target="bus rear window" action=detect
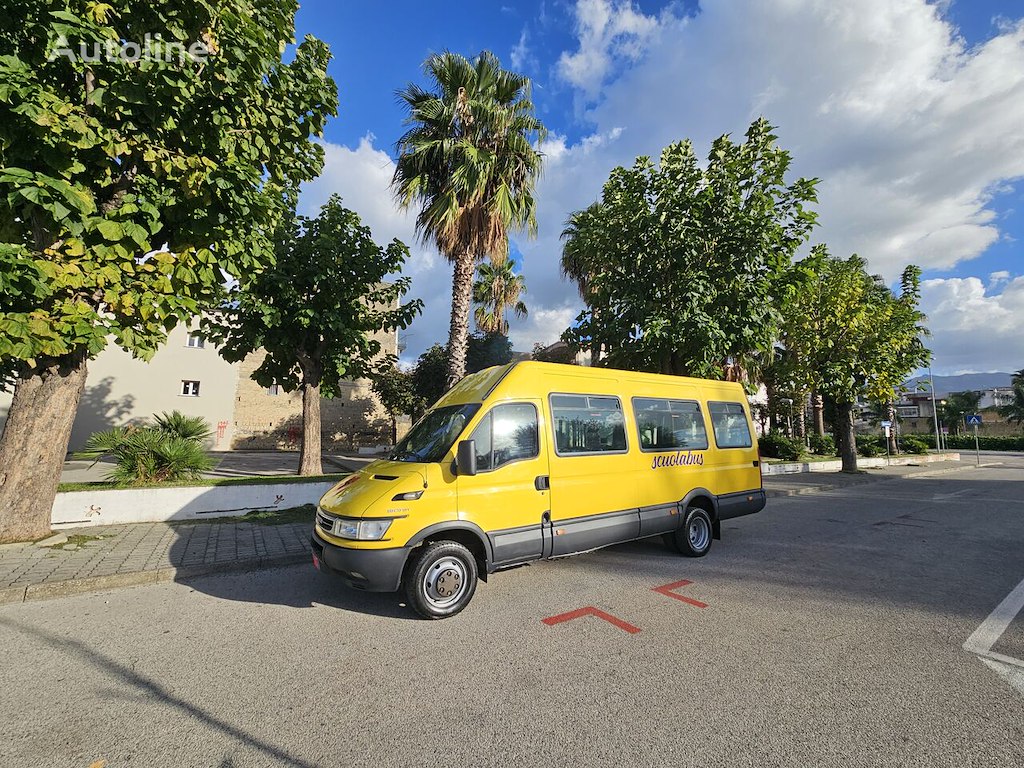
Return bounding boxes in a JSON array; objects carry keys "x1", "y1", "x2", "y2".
[{"x1": 708, "y1": 401, "x2": 753, "y2": 449}]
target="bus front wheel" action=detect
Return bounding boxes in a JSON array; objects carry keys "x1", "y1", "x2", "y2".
[{"x1": 404, "y1": 540, "x2": 478, "y2": 619}]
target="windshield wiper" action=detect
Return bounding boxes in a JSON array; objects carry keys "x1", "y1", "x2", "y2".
[{"x1": 389, "y1": 449, "x2": 421, "y2": 462}]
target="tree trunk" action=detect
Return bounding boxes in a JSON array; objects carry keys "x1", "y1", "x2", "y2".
[
  {"x1": 298, "y1": 372, "x2": 323, "y2": 477},
  {"x1": 0, "y1": 352, "x2": 88, "y2": 543},
  {"x1": 812, "y1": 391, "x2": 825, "y2": 436},
  {"x1": 886, "y1": 402, "x2": 899, "y2": 455},
  {"x1": 445, "y1": 252, "x2": 476, "y2": 390},
  {"x1": 835, "y1": 401, "x2": 858, "y2": 473}
]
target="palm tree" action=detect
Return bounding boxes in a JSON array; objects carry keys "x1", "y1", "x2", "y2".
[
  {"x1": 393, "y1": 51, "x2": 545, "y2": 388},
  {"x1": 560, "y1": 202, "x2": 608, "y2": 362},
  {"x1": 473, "y1": 258, "x2": 527, "y2": 335},
  {"x1": 560, "y1": 202, "x2": 605, "y2": 302}
]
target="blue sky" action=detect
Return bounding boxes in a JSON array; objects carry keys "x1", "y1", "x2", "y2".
[{"x1": 293, "y1": 0, "x2": 1024, "y2": 375}]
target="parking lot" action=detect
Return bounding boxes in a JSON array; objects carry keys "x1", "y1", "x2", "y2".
[{"x1": 1, "y1": 458, "x2": 1022, "y2": 767}]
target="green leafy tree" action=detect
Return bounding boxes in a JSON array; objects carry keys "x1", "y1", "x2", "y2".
[
  {"x1": 78, "y1": 410, "x2": 214, "y2": 485},
  {"x1": 998, "y1": 369, "x2": 1024, "y2": 426},
  {"x1": 781, "y1": 250, "x2": 930, "y2": 471},
  {"x1": 937, "y1": 391, "x2": 983, "y2": 435},
  {"x1": 410, "y1": 344, "x2": 448, "y2": 413},
  {"x1": 0, "y1": 1, "x2": 336, "y2": 541},
  {"x1": 466, "y1": 331, "x2": 513, "y2": 373},
  {"x1": 473, "y1": 258, "x2": 527, "y2": 335},
  {"x1": 205, "y1": 196, "x2": 422, "y2": 475},
  {"x1": 561, "y1": 119, "x2": 819, "y2": 379},
  {"x1": 393, "y1": 50, "x2": 545, "y2": 389},
  {"x1": 372, "y1": 364, "x2": 425, "y2": 443},
  {"x1": 410, "y1": 332, "x2": 514, "y2": 412}
]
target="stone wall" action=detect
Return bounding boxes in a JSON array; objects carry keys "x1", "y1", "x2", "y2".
[{"x1": 231, "y1": 341, "x2": 397, "y2": 451}]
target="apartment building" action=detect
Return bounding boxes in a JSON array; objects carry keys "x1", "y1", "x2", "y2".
[{"x1": 0, "y1": 323, "x2": 397, "y2": 452}]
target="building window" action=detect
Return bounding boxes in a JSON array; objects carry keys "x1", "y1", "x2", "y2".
[
  {"x1": 266, "y1": 384, "x2": 281, "y2": 396},
  {"x1": 181, "y1": 380, "x2": 201, "y2": 397},
  {"x1": 186, "y1": 334, "x2": 205, "y2": 349}
]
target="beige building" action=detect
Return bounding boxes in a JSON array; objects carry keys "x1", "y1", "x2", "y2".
[{"x1": 0, "y1": 323, "x2": 398, "y2": 452}]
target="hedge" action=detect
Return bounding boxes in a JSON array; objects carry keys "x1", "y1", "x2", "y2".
[{"x1": 905, "y1": 434, "x2": 1024, "y2": 451}]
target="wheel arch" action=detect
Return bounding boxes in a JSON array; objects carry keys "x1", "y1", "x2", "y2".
[
  {"x1": 406, "y1": 522, "x2": 491, "y2": 583},
  {"x1": 680, "y1": 488, "x2": 721, "y2": 540}
]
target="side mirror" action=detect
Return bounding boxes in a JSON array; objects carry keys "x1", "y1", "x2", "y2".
[{"x1": 455, "y1": 439, "x2": 477, "y2": 476}]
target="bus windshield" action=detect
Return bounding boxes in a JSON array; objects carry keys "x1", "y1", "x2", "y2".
[{"x1": 388, "y1": 404, "x2": 480, "y2": 464}]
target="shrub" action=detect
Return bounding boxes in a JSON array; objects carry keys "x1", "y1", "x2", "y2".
[
  {"x1": 900, "y1": 435, "x2": 930, "y2": 454},
  {"x1": 78, "y1": 411, "x2": 214, "y2": 485},
  {"x1": 856, "y1": 434, "x2": 884, "y2": 457},
  {"x1": 807, "y1": 433, "x2": 836, "y2": 456},
  {"x1": 758, "y1": 432, "x2": 803, "y2": 461},
  {"x1": 942, "y1": 434, "x2": 1024, "y2": 451}
]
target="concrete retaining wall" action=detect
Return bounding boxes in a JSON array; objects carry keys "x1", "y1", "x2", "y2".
[
  {"x1": 761, "y1": 452, "x2": 961, "y2": 475},
  {"x1": 51, "y1": 480, "x2": 338, "y2": 529}
]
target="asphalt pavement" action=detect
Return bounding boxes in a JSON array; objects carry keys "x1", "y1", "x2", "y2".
[{"x1": 1, "y1": 457, "x2": 1022, "y2": 767}]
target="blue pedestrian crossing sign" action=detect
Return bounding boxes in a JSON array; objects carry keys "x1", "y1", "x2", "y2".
[{"x1": 965, "y1": 414, "x2": 983, "y2": 426}]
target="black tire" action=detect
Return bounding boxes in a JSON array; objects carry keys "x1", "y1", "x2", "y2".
[
  {"x1": 404, "y1": 540, "x2": 478, "y2": 619},
  {"x1": 671, "y1": 506, "x2": 713, "y2": 557}
]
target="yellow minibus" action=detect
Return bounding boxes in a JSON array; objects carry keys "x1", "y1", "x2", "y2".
[{"x1": 311, "y1": 361, "x2": 764, "y2": 618}]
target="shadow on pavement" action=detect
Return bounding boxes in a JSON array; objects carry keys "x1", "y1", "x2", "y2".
[
  {"x1": 0, "y1": 617, "x2": 321, "y2": 768},
  {"x1": 174, "y1": 555, "x2": 418, "y2": 621}
]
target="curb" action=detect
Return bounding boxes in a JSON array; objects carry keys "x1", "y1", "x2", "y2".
[
  {"x1": 763, "y1": 462, "x2": 982, "y2": 498},
  {"x1": 0, "y1": 551, "x2": 310, "y2": 607}
]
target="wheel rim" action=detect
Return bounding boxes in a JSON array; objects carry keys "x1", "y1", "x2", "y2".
[
  {"x1": 422, "y1": 556, "x2": 467, "y2": 608},
  {"x1": 688, "y1": 515, "x2": 710, "y2": 551}
]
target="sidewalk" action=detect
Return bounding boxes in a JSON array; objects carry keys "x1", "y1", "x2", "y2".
[
  {"x1": 761, "y1": 458, "x2": 975, "y2": 496},
  {"x1": 0, "y1": 516, "x2": 312, "y2": 606},
  {"x1": 1, "y1": 459, "x2": 980, "y2": 606}
]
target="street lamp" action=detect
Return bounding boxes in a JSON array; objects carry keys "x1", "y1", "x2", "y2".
[{"x1": 929, "y1": 365, "x2": 941, "y2": 452}]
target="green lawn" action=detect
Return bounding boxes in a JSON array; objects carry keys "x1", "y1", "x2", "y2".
[
  {"x1": 171, "y1": 504, "x2": 317, "y2": 527},
  {"x1": 57, "y1": 473, "x2": 348, "y2": 493}
]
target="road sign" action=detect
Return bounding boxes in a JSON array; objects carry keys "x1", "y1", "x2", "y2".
[
  {"x1": 941, "y1": 426, "x2": 949, "y2": 434},
  {"x1": 881, "y1": 420, "x2": 892, "y2": 428},
  {"x1": 965, "y1": 414, "x2": 983, "y2": 426}
]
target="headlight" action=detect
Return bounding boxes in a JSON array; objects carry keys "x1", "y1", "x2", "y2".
[{"x1": 325, "y1": 514, "x2": 392, "y2": 541}]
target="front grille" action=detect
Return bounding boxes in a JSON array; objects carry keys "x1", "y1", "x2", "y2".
[{"x1": 316, "y1": 510, "x2": 336, "y2": 535}]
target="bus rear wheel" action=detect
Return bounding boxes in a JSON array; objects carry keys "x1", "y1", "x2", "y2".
[
  {"x1": 668, "y1": 506, "x2": 713, "y2": 557},
  {"x1": 404, "y1": 540, "x2": 478, "y2": 619}
]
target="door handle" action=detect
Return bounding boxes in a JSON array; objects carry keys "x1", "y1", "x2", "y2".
[{"x1": 534, "y1": 475, "x2": 550, "y2": 491}]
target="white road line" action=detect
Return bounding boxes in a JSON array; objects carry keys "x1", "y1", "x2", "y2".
[
  {"x1": 964, "y1": 575, "x2": 1024, "y2": 656},
  {"x1": 932, "y1": 488, "x2": 973, "y2": 501},
  {"x1": 964, "y1": 575, "x2": 1024, "y2": 698}
]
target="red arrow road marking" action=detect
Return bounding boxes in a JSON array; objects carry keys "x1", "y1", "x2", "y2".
[
  {"x1": 653, "y1": 579, "x2": 708, "y2": 608},
  {"x1": 541, "y1": 606, "x2": 641, "y2": 634}
]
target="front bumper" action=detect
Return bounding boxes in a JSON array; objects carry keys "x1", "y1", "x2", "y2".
[{"x1": 310, "y1": 529, "x2": 410, "y2": 592}]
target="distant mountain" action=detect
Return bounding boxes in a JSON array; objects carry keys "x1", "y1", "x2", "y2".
[{"x1": 903, "y1": 372, "x2": 1012, "y2": 396}]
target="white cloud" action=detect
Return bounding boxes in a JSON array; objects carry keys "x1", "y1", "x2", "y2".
[
  {"x1": 532, "y1": 0, "x2": 1024, "y2": 372},
  {"x1": 556, "y1": 0, "x2": 659, "y2": 98},
  {"x1": 299, "y1": 137, "x2": 451, "y2": 364},
  {"x1": 510, "y1": 29, "x2": 534, "y2": 72},
  {"x1": 921, "y1": 276, "x2": 1024, "y2": 373},
  {"x1": 299, "y1": 1, "x2": 1024, "y2": 373}
]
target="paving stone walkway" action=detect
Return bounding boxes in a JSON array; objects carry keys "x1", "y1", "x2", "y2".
[
  {"x1": 0, "y1": 520, "x2": 310, "y2": 604},
  {"x1": 0, "y1": 459, "x2": 978, "y2": 606}
]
